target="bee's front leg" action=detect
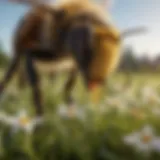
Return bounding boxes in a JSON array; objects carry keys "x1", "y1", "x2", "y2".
[{"x1": 25, "y1": 53, "x2": 43, "y2": 116}]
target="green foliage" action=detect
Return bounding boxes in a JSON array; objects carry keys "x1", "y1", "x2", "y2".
[
  {"x1": 118, "y1": 46, "x2": 159, "y2": 72},
  {"x1": 119, "y1": 46, "x2": 139, "y2": 71},
  {"x1": 0, "y1": 73, "x2": 160, "y2": 160},
  {"x1": 0, "y1": 42, "x2": 10, "y2": 68}
]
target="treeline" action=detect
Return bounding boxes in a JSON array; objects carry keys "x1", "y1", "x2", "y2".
[
  {"x1": 118, "y1": 46, "x2": 160, "y2": 72},
  {"x1": 0, "y1": 42, "x2": 160, "y2": 72},
  {"x1": 0, "y1": 42, "x2": 10, "y2": 68}
]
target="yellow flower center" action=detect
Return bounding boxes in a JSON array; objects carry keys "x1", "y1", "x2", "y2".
[
  {"x1": 68, "y1": 107, "x2": 76, "y2": 117},
  {"x1": 19, "y1": 117, "x2": 30, "y2": 126},
  {"x1": 141, "y1": 135, "x2": 152, "y2": 144}
]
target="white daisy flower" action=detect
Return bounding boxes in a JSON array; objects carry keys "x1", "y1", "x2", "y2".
[
  {"x1": 0, "y1": 110, "x2": 43, "y2": 134},
  {"x1": 124, "y1": 125, "x2": 160, "y2": 153},
  {"x1": 151, "y1": 138, "x2": 160, "y2": 152}
]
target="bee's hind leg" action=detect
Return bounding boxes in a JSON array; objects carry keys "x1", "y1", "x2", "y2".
[
  {"x1": 0, "y1": 55, "x2": 21, "y2": 99},
  {"x1": 64, "y1": 69, "x2": 77, "y2": 106},
  {"x1": 63, "y1": 69, "x2": 77, "y2": 117},
  {"x1": 17, "y1": 57, "x2": 28, "y2": 89}
]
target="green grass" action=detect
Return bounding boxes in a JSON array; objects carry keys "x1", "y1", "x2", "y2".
[{"x1": 0, "y1": 72, "x2": 160, "y2": 160}]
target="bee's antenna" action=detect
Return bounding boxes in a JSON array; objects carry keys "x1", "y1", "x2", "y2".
[{"x1": 121, "y1": 27, "x2": 148, "y2": 39}]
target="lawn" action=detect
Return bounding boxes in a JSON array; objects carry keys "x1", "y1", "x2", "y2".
[{"x1": 0, "y1": 72, "x2": 160, "y2": 160}]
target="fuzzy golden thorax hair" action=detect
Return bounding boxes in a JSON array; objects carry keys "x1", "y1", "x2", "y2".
[{"x1": 55, "y1": 0, "x2": 112, "y2": 25}]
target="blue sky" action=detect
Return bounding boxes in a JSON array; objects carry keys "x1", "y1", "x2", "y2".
[{"x1": 0, "y1": 0, "x2": 160, "y2": 58}]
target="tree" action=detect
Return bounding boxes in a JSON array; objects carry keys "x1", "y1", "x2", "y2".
[
  {"x1": 118, "y1": 46, "x2": 139, "y2": 72},
  {"x1": 0, "y1": 42, "x2": 10, "y2": 68}
]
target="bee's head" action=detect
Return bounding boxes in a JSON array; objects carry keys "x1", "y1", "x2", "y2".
[
  {"x1": 67, "y1": 16, "x2": 121, "y2": 104},
  {"x1": 84, "y1": 25, "x2": 121, "y2": 103}
]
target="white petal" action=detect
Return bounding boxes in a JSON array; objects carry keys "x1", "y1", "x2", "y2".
[
  {"x1": 136, "y1": 142, "x2": 152, "y2": 152},
  {"x1": 151, "y1": 138, "x2": 160, "y2": 152},
  {"x1": 5, "y1": 117, "x2": 18, "y2": 126},
  {"x1": 123, "y1": 132, "x2": 140, "y2": 146},
  {"x1": 32, "y1": 117, "x2": 44, "y2": 126},
  {"x1": 141, "y1": 125, "x2": 154, "y2": 137}
]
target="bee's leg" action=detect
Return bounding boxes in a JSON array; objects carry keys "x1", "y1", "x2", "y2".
[
  {"x1": 66, "y1": 25, "x2": 92, "y2": 83},
  {"x1": 64, "y1": 69, "x2": 77, "y2": 106},
  {"x1": 0, "y1": 55, "x2": 21, "y2": 98},
  {"x1": 17, "y1": 57, "x2": 28, "y2": 89},
  {"x1": 25, "y1": 53, "x2": 43, "y2": 116},
  {"x1": 18, "y1": 68, "x2": 27, "y2": 89}
]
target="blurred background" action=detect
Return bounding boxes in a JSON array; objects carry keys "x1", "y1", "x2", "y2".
[
  {"x1": 0, "y1": 0, "x2": 160, "y2": 71},
  {"x1": 0, "y1": 0, "x2": 160, "y2": 160}
]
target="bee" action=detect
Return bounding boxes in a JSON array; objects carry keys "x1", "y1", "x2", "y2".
[{"x1": 0, "y1": 0, "x2": 147, "y2": 116}]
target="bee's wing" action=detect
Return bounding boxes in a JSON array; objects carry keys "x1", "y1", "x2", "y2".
[
  {"x1": 6, "y1": 0, "x2": 46, "y2": 6},
  {"x1": 93, "y1": 0, "x2": 114, "y2": 11}
]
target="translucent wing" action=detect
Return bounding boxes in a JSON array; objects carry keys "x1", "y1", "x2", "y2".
[
  {"x1": 93, "y1": 0, "x2": 114, "y2": 11},
  {"x1": 6, "y1": 0, "x2": 48, "y2": 5}
]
